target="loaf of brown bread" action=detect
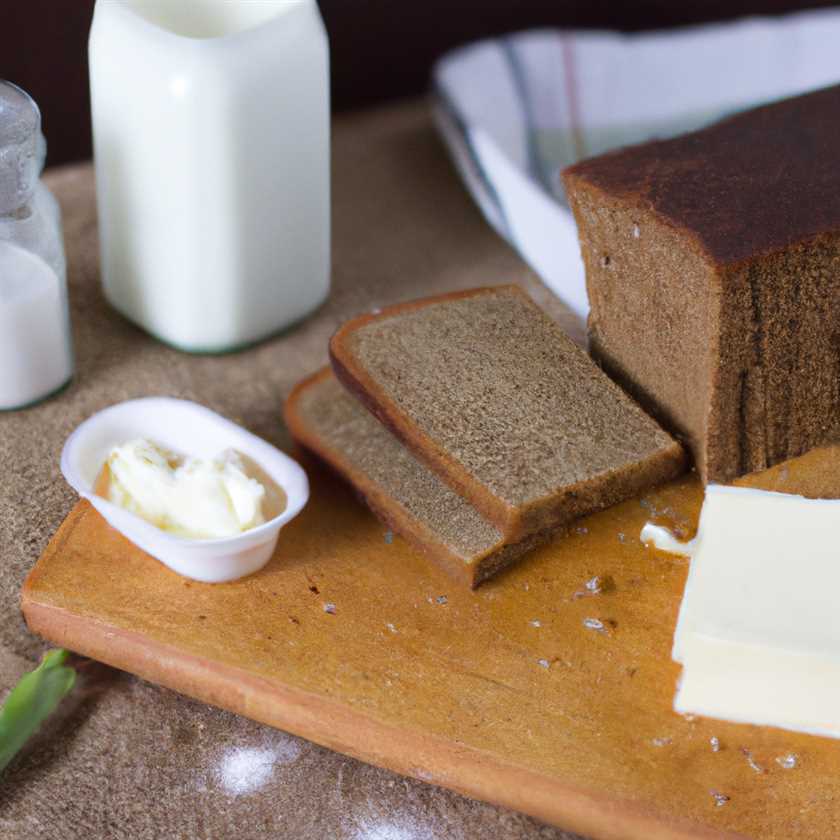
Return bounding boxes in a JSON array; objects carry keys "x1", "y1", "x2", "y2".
[
  {"x1": 562, "y1": 84, "x2": 840, "y2": 484},
  {"x1": 330, "y1": 286, "x2": 685, "y2": 540},
  {"x1": 284, "y1": 369, "x2": 558, "y2": 587}
]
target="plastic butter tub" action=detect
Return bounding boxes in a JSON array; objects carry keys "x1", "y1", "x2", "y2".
[{"x1": 61, "y1": 398, "x2": 309, "y2": 582}]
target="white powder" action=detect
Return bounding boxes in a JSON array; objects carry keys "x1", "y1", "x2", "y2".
[
  {"x1": 216, "y1": 737, "x2": 302, "y2": 796},
  {"x1": 354, "y1": 823, "x2": 419, "y2": 840},
  {"x1": 218, "y1": 747, "x2": 276, "y2": 795},
  {"x1": 0, "y1": 242, "x2": 73, "y2": 409},
  {"x1": 349, "y1": 813, "x2": 453, "y2": 840},
  {"x1": 344, "y1": 796, "x2": 457, "y2": 840}
]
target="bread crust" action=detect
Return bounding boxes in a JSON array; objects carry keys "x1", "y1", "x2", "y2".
[{"x1": 562, "y1": 84, "x2": 840, "y2": 267}]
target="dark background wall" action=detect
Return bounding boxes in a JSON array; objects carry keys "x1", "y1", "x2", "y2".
[{"x1": 3, "y1": 0, "x2": 834, "y2": 166}]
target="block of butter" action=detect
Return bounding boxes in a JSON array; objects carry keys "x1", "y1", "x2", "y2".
[{"x1": 645, "y1": 484, "x2": 840, "y2": 738}]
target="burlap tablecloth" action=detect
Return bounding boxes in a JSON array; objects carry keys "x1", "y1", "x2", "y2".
[{"x1": 0, "y1": 100, "x2": 583, "y2": 839}]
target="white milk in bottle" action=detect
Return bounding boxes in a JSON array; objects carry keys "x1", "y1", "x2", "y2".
[
  {"x1": 89, "y1": 0, "x2": 331, "y2": 353},
  {"x1": 0, "y1": 82, "x2": 73, "y2": 410}
]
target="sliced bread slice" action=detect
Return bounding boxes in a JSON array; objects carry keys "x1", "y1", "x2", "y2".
[
  {"x1": 284, "y1": 368, "x2": 558, "y2": 587},
  {"x1": 330, "y1": 285, "x2": 686, "y2": 541}
]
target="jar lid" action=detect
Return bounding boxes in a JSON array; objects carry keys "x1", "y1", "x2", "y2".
[{"x1": 0, "y1": 81, "x2": 45, "y2": 216}]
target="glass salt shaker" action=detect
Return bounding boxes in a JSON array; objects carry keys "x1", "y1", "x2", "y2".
[{"x1": 0, "y1": 81, "x2": 73, "y2": 410}]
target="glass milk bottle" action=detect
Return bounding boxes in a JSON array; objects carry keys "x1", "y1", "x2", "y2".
[
  {"x1": 89, "y1": 0, "x2": 330, "y2": 353},
  {"x1": 0, "y1": 81, "x2": 73, "y2": 410}
]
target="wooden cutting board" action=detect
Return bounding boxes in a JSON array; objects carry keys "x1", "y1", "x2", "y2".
[{"x1": 22, "y1": 446, "x2": 840, "y2": 840}]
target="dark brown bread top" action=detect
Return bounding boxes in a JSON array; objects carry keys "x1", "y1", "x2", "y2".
[
  {"x1": 283, "y1": 368, "x2": 547, "y2": 587},
  {"x1": 330, "y1": 286, "x2": 685, "y2": 539},
  {"x1": 562, "y1": 84, "x2": 840, "y2": 266}
]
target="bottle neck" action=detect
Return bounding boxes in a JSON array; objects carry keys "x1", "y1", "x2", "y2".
[{"x1": 0, "y1": 81, "x2": 44, "y2": 218}]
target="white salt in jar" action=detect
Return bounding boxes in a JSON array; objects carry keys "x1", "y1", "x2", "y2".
[
  {"x1": 89, "y1": 0, "x2": 331, "y2": 353},
  {"x1": 0, "y1": 82, "x2": 73, "y2": 410}
]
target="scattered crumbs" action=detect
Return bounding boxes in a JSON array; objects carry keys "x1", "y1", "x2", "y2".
[
  {"x1": 529, "y1": 619, "x2": 542, "y2": 628},
  {"x1": 323, "y1": 602, "x2": 336, "y2": 615},
  {"x1": 308, "y1": 584, "x2": 320, "y2": 595},
  {"x1": 638, "y1": 498, "x2": 692, "y2": 539},
  {"x1": 573, "y1": 574, "x2": 615, "y2": 600},
  {"x1": 583, "y1": 617, "x2": 606, "y2": 633},
  {"x1": 651, "y1": 737, "x2": 672, "y2": 748},
  {"x1": 741, "y1": 747, "x2": 766, "y2": 774},
  {"x1": 779, "y1": 465, "x2": 790, "y2": 481},
  {"x1": 600, "y1": 255, "x2": 611, "y2": 268},
  {"x1": 383, "y1": 530, "x2": 394, "y2": 545},
  {"x1": 710, "y1": 736, "x2": 721, "y2": 753},
  {"x1": 618, "y1": 532, "x2": 627, "y2": 543},
  {"x1": 710, "y1": 790, "x2": 730, "y2": 808},
  {"x1": 370, "y1": 306, "x2": 382, "y2": 315},
  {"x1": 632, "y1": 223, "x2": 641, "y2": 239},
  {"x1": 435, "y1": 595, "x2": 448, "y2": 606},
  {"x1": 386, "y1": 623, "x2": 397, "y2": 634},
  {"x1": 671, "y1": 522, "x2": 691, "y2": 540},
  {"x1": 537, "y1": 658, "x2": 551, "y2": 669},
  {"x1": 776, "y1": 753, "x2": 798, "y2": 769},
  {"x1": 575, "y1": 525, "x2": 589, "y2": 536},
  {"x1": 681, "y1": 713, "x2": 697, "y2": 722}
]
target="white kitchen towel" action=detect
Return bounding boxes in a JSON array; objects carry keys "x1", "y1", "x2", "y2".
[{"x1": 433, "y1": 9, "x2": 840, "y2": 324}]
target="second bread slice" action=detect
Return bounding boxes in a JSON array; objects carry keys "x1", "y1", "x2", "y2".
[
  {"x1": 284, "y1": 369, "x2": 557, "y2": 587},
  {"x1": 330, "y1": 285, "x2": 685, "y2": 541}
]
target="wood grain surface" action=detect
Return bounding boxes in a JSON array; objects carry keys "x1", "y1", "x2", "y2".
[{"x1": 22, "y1": 444, "x2": 840, "y2": 840}]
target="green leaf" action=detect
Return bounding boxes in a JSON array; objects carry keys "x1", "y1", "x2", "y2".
[{"x1": 0, "y1": 649, "x2": 76, "y2": 775}]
